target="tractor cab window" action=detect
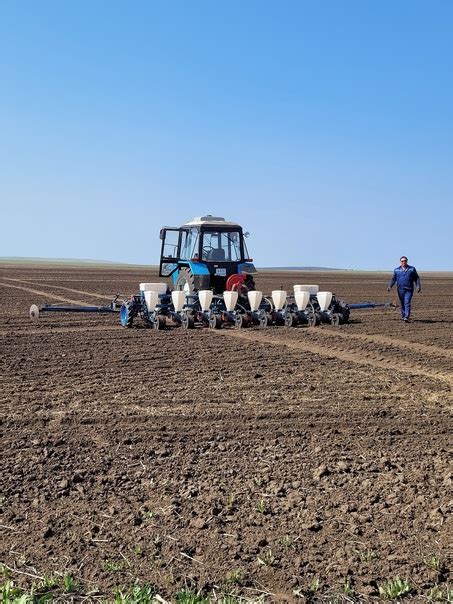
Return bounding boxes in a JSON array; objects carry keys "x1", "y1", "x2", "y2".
[
  {"x1": 159, "y1": 228, "x2": 181, "y2": 277},
  {"x1": 201, "y1": 230, "x2": 242, "y2": 262},
  {"x1": 180, "y1": 228, "x2": 199, "y2": 260},
  {"x1": 161, "y1": 229, "x2": 180, "y2": 259}
]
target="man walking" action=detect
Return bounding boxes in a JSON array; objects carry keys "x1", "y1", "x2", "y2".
[{"x1": 388, "y1": 256, "x2": 421, "y2": 322}]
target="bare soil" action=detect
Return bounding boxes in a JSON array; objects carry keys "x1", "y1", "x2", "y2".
[{"x1": 1, "y1": 265, "x2": 452, "y2": 602}]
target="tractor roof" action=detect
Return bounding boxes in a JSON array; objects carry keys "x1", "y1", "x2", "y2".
[{"x1": 182, "y1": 215, "x2": 241, "y2": 228}]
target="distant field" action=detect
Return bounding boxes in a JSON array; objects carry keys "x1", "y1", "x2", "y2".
[{"x1": 0, "y1": 257, "x2": 151, "y2": 268}]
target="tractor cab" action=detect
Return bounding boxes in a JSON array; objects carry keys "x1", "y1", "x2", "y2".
[{"x1": 159, "y1": 215, "x2": 256, "y2": 293}]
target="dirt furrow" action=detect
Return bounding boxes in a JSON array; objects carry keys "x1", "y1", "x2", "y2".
[
  {"x1": 0, "y1": 281, "x2": 89, "y2": 305},
  {"x1": 0, "y1": 324, "x2": 118, "y2": 336},
  {"x1": 2, "y1": 277, "x2": 119, "y2": 301},
  {"x1": 307, "y1": 327, "x2": 453, "y2": 358},
  {"x1": 222, "y1": 328, "x2": 453, "y2": 388}
]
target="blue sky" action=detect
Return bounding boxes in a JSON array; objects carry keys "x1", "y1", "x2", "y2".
[{"x1": 1, "y1": 1, "x2": 452, "y2": 270}]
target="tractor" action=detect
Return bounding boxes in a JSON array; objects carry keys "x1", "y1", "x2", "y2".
[
  {"x1": 159, "y1": 215, "x2": 257, "y2": 295},
  {"x1": 29, "y1": 214, "x2": 396, "y2": 328}
]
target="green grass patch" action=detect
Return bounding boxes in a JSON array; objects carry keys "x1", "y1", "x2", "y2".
[{"x1": 378, "y1": 577, "x2": 413, "y2": 600}]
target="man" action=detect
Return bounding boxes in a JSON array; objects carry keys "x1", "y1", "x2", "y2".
[{"x1": 387, "y1": 256, "x2": 421, "y2": 322}]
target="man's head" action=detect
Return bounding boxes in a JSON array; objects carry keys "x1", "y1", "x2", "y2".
[{"x1": 400, "y1": 256, "x2": 408, "y2": 266}]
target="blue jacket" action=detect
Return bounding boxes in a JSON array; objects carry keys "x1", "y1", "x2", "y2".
[{"x1": 388, "y1": 265, "x2": 421, "y2": 292}]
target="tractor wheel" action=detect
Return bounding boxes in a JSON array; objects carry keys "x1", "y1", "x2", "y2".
[
  {"x1": 209, "y1": 314, "x2": 222, "y2": 329},
  {"x1": 181, "y1": 312, "x2": 195, "y2": 330},
  {"x1": 244, "y1": 274, "x2": 256, "y2": 291},
  {"x1": 175, "y1": 268, "x2": 210, "y2": 294},
  {"x1": 120, "y1": 300, "x2": 135, "y2": 328}
]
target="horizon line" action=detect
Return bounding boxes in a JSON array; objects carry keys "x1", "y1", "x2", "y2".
[{"x1": 0, "y1": 257, "x2": 451, "y2": 273}]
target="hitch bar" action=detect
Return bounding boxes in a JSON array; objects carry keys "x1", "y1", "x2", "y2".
[
  {"x1": 30, "y1": 296, "x2": 122, "y2": 321},
  {"x1": 348, "y1": 301, "x2": 396, "y2": 310}
]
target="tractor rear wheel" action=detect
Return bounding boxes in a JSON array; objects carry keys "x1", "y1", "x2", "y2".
[
  {"x1": 175, "y1": 268, "x2": 210, "y2": 294},
  {"x1": 120, "y1": 300, "x2": 135, "y2": 328}
]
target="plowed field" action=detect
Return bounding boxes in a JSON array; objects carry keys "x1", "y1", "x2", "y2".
[{"x1": 1, "y1": 265, "x2": 452, "y2": 602}]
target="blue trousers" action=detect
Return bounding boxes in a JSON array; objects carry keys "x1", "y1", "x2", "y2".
[{"x1": 398, "y1": 288, "x2": 413, "y2": 319}]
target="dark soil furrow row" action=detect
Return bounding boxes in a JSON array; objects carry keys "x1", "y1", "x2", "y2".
[
  {"x1": 221, "y1": 329, "x2": 453, "y2": 388},
  {"x1": 2, "y1": 276, "x2": 119, "y2": 301}
]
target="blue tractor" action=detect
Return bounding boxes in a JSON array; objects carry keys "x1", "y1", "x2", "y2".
[{"x1": 159, "y1": 215, "x2": 257, "y2": 294}]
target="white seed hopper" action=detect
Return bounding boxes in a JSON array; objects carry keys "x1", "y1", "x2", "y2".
[
  {"x1": 223, "y1": 291, "x2": 238, "y2": 311},
  {"x1": 140, "y1": 282, "x2": 167, "y2": 294},
  {"x1": 272, "y1": 290, "x2": 287, "y2": 311},
  {"x1": 144, "y1": 290, "x2": 159, "y2": 310},
  {"x1": 199, "y1": 290, "x2": 213, "y2": 312},
  {"x1": 248, "y1": 290, "x2": 263, "y2": 311},
  {"x1": 317, "y1": 291, "x2": 333, "y2": 311},
  {"x1": 294, "y1": 284, "x2": 319, "y2": 295},
  {"x1": 295, "y1": 291, "x2": 310, "y2": 311},
  {"x1": 171, "y1": 290, "x2": 185, "y2": 312}
]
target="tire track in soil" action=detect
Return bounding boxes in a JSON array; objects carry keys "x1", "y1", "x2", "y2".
[
  {"x1": 221, "y1": 329, "x2": 453, "y2": 388},
  {"x1": 5, "y1": 321, "x2": 451, "y2": 364},
  {"x1": 302, "y1": 328, "x2": 453, "y2": 358},
  {"x1": 2, "y1": 277, "x2": 117, "y2": 301},
  {"x1": 0, "y1": 325, "x2": 118, "y2": 336},
  {"x1": 0, "y1": 281, "x2": 89, "y2": 305},
  {"x1": 3, "y1": 277, "x2": 451, "y2": 386}
]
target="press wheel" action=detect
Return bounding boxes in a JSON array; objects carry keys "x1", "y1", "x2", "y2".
[
  {"x1": 306, "y1": 309, "x2": 318, "y2": 327},
  {"x1": 284, "y1": 311, "x2": 294, "y2": 327},
  {"x1": 181, "y1": 312, "x2": 195, "y2": 330},
  {"x1": 234, "y1": 313, "x2": 243, "y2": 329},
  {"x1": 209, "y1": 314, "x2": 222, "y2": 329},
  {"x1": 331, "y1": 313, "x2": 342, "y2": 326},
  {"x1": 259, "y1": 313, "x2": 268, "y2": 329},
  {"x1": 154, "y1": 315, "x2": 166, "y2": 330}
]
